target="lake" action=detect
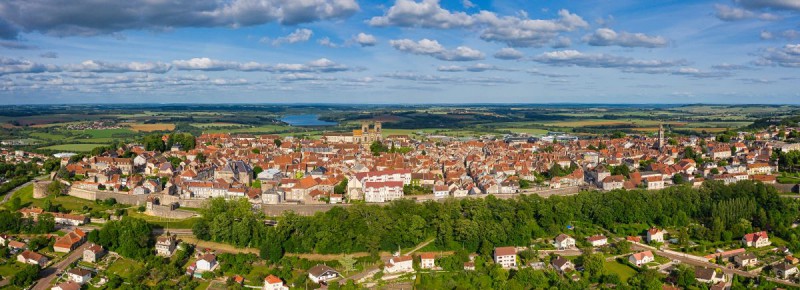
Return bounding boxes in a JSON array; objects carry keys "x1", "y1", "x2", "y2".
[{"x1": 280, "y1": 114, "x2": 337, "y2": 126}]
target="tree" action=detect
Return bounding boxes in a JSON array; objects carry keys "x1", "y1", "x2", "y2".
[
  {"x1": 334, "y1": 178, "x2": 348, "y2": 194},
  {"x1": 370, "y1": 141, "x2": 389, "y2": 156},
  {"x1": 46, "y1": 181, "x2": 65, "y2": 195},
  {"x1": 10, "y1": 264, "x2": 39, "y2": 287},
  {"x1": 273, "y1": 139, "x2": 282, "y2": 147},
  {"x1": 196, "y1": 152, "x2": 207, "y2": 163},
  {"x1": 338, "y1": 254, "x2": 357, "y2": 274},
  {"x1": 580, "y1": 251, "x2": 604, "y2": 280},
  {"x1": 8, "y1": 197, "x2": 21, "y2": 211},
  {"x1": 672, "y1": 174, "x2": 685, "y2": 185}
]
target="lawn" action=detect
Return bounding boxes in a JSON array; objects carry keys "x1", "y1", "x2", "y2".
[
  {"x1": 106, "y1": 257, "x2": 143, "y2": 279},
  {"x1": 78, "y1": 128, "x2": 135, "y2": 138},
  {"x1": 39, "y1": 143, "x2": 105, "y2": 152},
  {"x1": 30, "y1": 132, "x2": 70, "y2": 141},
  {"x1": 128, "y1": 211, "x2": 200, "y2": 229},
  {"x1": 0, "y1": 261, "x2": 26, "y2": 279},
  {"x1": 603, "y1": 260, "x2": 637, "y2": 282},
  {"x1": 4, "y1": 184, "x2": 124, "y2": 213}
]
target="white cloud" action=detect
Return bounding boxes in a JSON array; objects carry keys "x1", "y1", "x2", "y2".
[
  {"x1": 714, "y1": 4, "x2": 780, "y2": 21},
  {"x1": 318, "y1": 37, "x2": 338, "y2": 47},
  {"x1": 172, "y1": 57, "x2": 353, "y2": 72},
  {"x1": 64, "y1": 60, "x2": 172, "y2": 73},
  {"x1": 269, "y1": 28, "x2": 313, "y2": 45},
  {"x1": 735, "y1": 0, "x2": 800, "y2": 11},
  {"x1": 462, "y1": 0, "x2": 475, "y2": 8},
  {"x1": 533, "y1": 50, "x2": 687, "y2": 69},
  {"x1": 370, "y1": 1, "x2": 588, "y2": 47},
  {"x1": 0, "y1": 0, "x2": 359, "y2": 39},
  {"x1": 755, "y1": 43, "x2": 800, "y2": 67},
  {"x1": 583, "y1": 28, "x2": 668, "y2": 48},
  {"x1": 389, "y1": 38, "x2": 484, "y2": 61},
  {"x1": 437, "y1": 63, "x2": 514, "y2": 72},
  {"x1": 493, "y1": 48, "x2": 524, "y2": 60},
  {"x1": 354, "y1": 32, "x2": 377, "y2": 46}
]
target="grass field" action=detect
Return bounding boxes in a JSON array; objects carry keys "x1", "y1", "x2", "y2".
[
  {"x1": 0, "y1": 261, "x2": 26, "y2": 279},
  {"x1": 127, "y1": 211, "x2": 200, "y2": 229},
  {"x1": 79, "y1": 128, "x2": 135, "y2": 138},
  {"x1": 4, "y1": 184, "x2": 124, "y2": 213},
  {"x1": 603, "y1": 260, "x2": 637, "y2": 282},
  {"x1": 30, "y1": 132, "x2": 70, "y2": 140},
  {"x1": 39, "y1": 143, "x2": 105, "y2": 152},
  {"x1": 190, "y1": 123, "x2": 248, "y2": 128},
  {"x1": 128, "y1": 123, "x2": 175, "y2": 131},
  {"x1": 208, "y1": 124, "x2": 290, "y2": 133},
  {"x1": 106, "y1": 257, "x2": 143, "y2": 279},
  {"x1": 496, "y1": 128, "x2": 550, "y2": 135}
]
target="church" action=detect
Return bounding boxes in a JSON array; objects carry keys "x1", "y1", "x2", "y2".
[{"x1": 323, "y1": 121, "x2": 383, "y2": 144}]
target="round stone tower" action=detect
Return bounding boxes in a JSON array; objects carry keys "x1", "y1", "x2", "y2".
[{"x1": 32, "y1": 180, "x2": 51, "y2": 199}]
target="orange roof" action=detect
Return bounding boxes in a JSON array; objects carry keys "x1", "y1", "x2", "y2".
[{"x1": 265, "y1": 274, "x2": 283, "y2": 284}]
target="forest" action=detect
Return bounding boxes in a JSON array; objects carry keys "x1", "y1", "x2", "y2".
[{"x1": 194, "y1": 180, "x2": 800, "y2": 259}]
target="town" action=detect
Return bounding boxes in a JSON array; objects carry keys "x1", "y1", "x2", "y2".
[{"x1": 1, "y1": 116, "x2": 800, "y2": 290}]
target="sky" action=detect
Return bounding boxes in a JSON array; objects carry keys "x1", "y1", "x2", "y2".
[{"x1": 0, "y1": 0, "x2": 799, "y2": 104}]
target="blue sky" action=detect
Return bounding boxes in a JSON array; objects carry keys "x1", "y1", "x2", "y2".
[{"x1": 0, "y1": 0, "x2": 799, "y2": 104}]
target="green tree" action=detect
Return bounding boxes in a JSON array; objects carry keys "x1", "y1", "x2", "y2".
[{"x1": 10, "y1": 264, "x2": 39, "y2": 287}]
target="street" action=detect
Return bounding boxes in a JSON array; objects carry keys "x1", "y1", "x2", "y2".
[{"x1": 32, "y1": 243, "x2": 91, "y2": 290}]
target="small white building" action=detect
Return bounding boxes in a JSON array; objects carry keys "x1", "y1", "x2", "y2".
[
  {"x1": 307, "y1": 264, "x2": 339, "y2": 284},
  {"x1": 420, "y1": 253, "x2": 436, "y2": 269},
  {"x1": 196, "y1": 254, "x2": 217, "y2": 272},
  {"x1": 67, "y1": 268, "x2": 92, "y2": 284},
  {"x1": 494, "y1": 247, "x2": 517, "y2": 268},
  {"x1": 554, "y1": 234, "x2": 576, "y2": 250},
  {"x1": 628, "y1": 251, "x2": 654, "y2": 267},
  {"x1": 586, "y1": 235, "x2": 608, "y2": 247},
  {"x1": 646, "y1": 228, "x2": 665, "y2": 243},
  {"x1": 263, "y1": 275, "x2": 289, "y2": 290},
  {"x1": 384, "y1": 255, "x2": 413, "y2": 273}
]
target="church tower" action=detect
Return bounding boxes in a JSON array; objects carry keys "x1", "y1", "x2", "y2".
[{"x1": 657, "y1": 124, "x2": 665, "y2": 149}]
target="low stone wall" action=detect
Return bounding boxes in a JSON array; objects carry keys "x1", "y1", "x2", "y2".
[
  {"x1": 146, "y1": 205, "x2": 196, "y2": 219},
  {"x1": 68, "y1": 188, "x2": 148, "y2": 205}
]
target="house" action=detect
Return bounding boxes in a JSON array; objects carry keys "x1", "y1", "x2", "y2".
[
  {"x1": 67, "y1": 268, "x2": 92, "y2": 284},
  {"x1": 83, "y1": 244, "x2": 106, "y2": 263},
  {"x1": 601, "y1": 175, "x2": 625, "y2": 190},
  {"x1": 51, "y1": 281, "x2": 81, "y2": 290},
  {"x1": 494, "y1": 246, "x2": 517, "y2": 268},
  {"x1": 307, "y1": 264, "x2": 339, "y2": 284},
  {"x1": 0, "y1": 234, "x2": 8, "y2": 246},
  {"x1": 586, "y1": 235, "x2": 608, "y2": 247},
  {"x1": 463, "y1": 261, "x2": 475, "y2": 271},
  {"x1": 626, "y1": 236, "x2": 642, "y2": 243},
  {"x1": 628, "y1": 251, "x2": 655, "y2": 267},
  {"x1": 17, "y1": 250, "x2": 48, "y2": 267},
  {"x1": 420, "y1": 253, "x2": 436, "y2": 269},
  {"x1": 733, "y1": 253, "x2": 757, "y2": 267},
  {"x1": 54, "y1": 228, "x2": 86, "y2": 253},
  {"x1": 646, "y1": 228, "x2": 665, "y2": 243},
  {"x1": 551, "y1": 256, "x2": 574, "y2": 274},
  {"x1": 774, "y1": 263, "x2": 798, "y2": 279},
  {"x1": 196, "y1": 253, "x2": 217, "y2": 272},
  {"x1": 554, "y1": 234, "x2": 576, "y2": 250},
  {"x1": 263, "y1": 274, "x2": 289, "y2": 290},
  {"x1": 385, "y1": 255, "x2": 413, "y2": 273},
  {"x1": 433, "y1": 185, "x2": 449, "y2": 199},
  {"x1": 156, "y1": 234, "x2": 178, "y2": 257},
  {"x1": 742, "y1": 231, "x2": 771, "y2": 248},
  {"x1": 7, "y1": 240, "x2": 27, "y2": 252},
  {"x1": 695, "y1": 267, "x2": 726, "y2": 284}
]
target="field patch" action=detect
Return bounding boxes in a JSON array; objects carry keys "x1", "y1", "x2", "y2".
[
  {"x1": 603, "y1": 260, "x2": 637, "y2": 282},
  {"x1": 39, "y1": 143, "x2": 105, "y2": 152},
  {"x1": 128, "y1": 123, "x2": 175, "y2": 131}
]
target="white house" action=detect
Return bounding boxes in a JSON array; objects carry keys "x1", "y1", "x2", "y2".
[
  {"x1": 554, "y1": 234, "x2": 576, "y2": 250},
  {"x1": 695, "y1": 268, "x2": 726, "y2": 284},
  {"x1": 742, "y1": 231, "x2": 771, "y2": 248},
  {"x1": 586, "y1": 235, "x2": 608, "y2": 247},
  {"x1": 196, "y1": 254, "x2": 217, "y2": 272},
  {"x1": 646, "y1": 228, "x2": 665, "y2": 243},
  {"x1": 628, "y1": 251, "x2": 655, "y2": 267},
  {"x1": 307, "y1": 264, "x2": 339, "y2": 284},
  {"x1": 263, "y1": 275, "x2": 289, "y2": 290},
  {"x1": 494, "y1": 247, "x2": 517, "y2": 268},
  {"x1": 384, "y1": 255, "x2": 413, "y2": 273},
  {"x1": 420, "y1": 253, "x2": 436, "y2": 269},
  {"x1": 67, "y1": 268, "x2": 92, "y2": 284}
]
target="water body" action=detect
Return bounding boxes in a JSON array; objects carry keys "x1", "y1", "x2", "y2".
[{"x1": 280, "y1": 114, "x2": 337, "y2": 126}]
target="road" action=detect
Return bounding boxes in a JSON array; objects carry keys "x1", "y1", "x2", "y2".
[
  {"x1": 0, "y1": 178, "x2": 37, "y2": 204},
  {"x1": 32, "y1": 242, "x2": 91, "y2": 290},
  {"x1": 631, "y1": 243, "x2": 800, "y2": 288}
]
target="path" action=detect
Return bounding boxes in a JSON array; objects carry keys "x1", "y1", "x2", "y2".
[
  {"x1": 338, "y1": 238, "x2": 436, "y2": 285},
  {"x1": 32, "y1": 243, "x2": 91, "y2": 290},
  {"x1": 1, "y1": 178, "x2": 36, "y2": 204},
  {"x1": 403, "y1": 238, "x2": 435, "y2": 256}
]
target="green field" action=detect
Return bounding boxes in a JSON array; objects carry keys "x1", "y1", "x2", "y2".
[
  {"x1": 0, "y1": 261, "x2": 26, "y2": 279},
  {"x1": 38, "y1": 143, "x2": 105, "y2": 152},
  {"x1": 128, "y1": 211, "x2": 200, "y2": 229},
  {"x1": 3, "y1": 184, "x2": 125, "y2": 213},
  {"x1": 603, "y1": 260, "x2": 637, "y2": 282},
  {"x1": 207, "y1": 124, "x2": 290, "y2": 133},
  {"x1": 79, "y1": 128, "x2": 135, "y2": 138},
  {"x1": 496, "y1": 128, "x2": 550, "y2": 135},
  {"x1": 106, "y1": 257, "x2": 144, "y2": 279},
  {"x1": 30, "y1": 132, "x2": 70, "y2": 140}
]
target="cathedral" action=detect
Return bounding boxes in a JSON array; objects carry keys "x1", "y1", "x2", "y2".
[{"x1": 322, "y1": 121, "x2": 383, "y2": 144}]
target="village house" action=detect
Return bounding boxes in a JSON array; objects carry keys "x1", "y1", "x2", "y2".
[
  {"x1": 263, "y1": 275, "x2": 289, "y2": 290},
  {"x1": 54, "y1": 228, "x2": 86, "y2": 253},
  {"x1": 628, "y1": 251, "x2": 655, "y2": 267},
  {"x1": 156, "y1": 234, "x2": 178, "y2": 257},
  {"x1": 385, "y1": 255, "x2": 414, "y2": 273},
  {"x1": 17, "y1": 250, "x2": 48, "y2": 267},
  {"x1": 83, "y1": 244, "x2": 106, "y2": 263},
  {"x1": 586, "y1": 235, "x2": 608, "y2": 247},
  {"x1": 420, "y1": 253, "x2": 436, "y2": 269},
  {"x1": 646, "y1": 228, "x2": 665, "y2": 243},
  {"x1": 307, "y1": 264, "x2": 339, "y2": 284},
  {"x1": 733, "y1": 253, "x2": 757, "y2": 268},
  {"x1": 742, "y1": 231, "x2": 771, "y2": 248},
  {"x1": 494, "y1": 246, "x2": 517, "y2": 268},
  {"x1": 695, "y1": 268, "x2": 726, "y2": 284},
  {"x1": 363, "y1": 181, "x2": 404, "y2": 203},
  {"x1": 774, "y1": 263, "x2": 798, "y2": 279},
  {"x1": 196, "y1": 253, "x2": 218, "y2": 272},
  {"x1": 551, "y1": 256, "x2": 574, "y2": 274},
  {"x1": 52, "y1": 281, "x2": 81, "y2": 290},
  {"x1": 554, "y1": 234, "x2": 576, "y2": 250},
  {"x1": 67, "y1": 268, "x2": 92, "y2": 284},
  {"x1": 601, "y1": 175, "x2": 625, "y2": 190}
]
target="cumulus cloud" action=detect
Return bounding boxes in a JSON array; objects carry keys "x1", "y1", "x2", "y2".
[
  {"x1": 711, "y1": 63, "x2": 749, "y2": 70},
  {"x1": 761, "y1": 29, "x2": 800, "y2": 40},
  {"x1": 389, "y1": 38, "x2": 484, "y2": 61},
  {"x1": 533, "y1": 50, "x2": 688, "y2": 69},
  {"x1": 370, "y1": 1, "x2": 587, "y2": 47},
  {"x1": 0, "y1": 0, "x2": 359, "y2": 39},
  {"x1": 278, "y1": 73, "x2": 336, "y2": 82},
  {"x1": 436, "y1": 63, "x2": 514, "y2": 72},
  {"x1": 0, "y1": 57, "x2": 55, "y2": 75},
  {"x1": 551, "y1": 36, "x2": 571, "y2": 48},
  {"x1": 172, "y1": 57, "x2": 353, "y2": 72},
  {"x1": 268, "y1": 28, "x2": 313, "y2": 45},
  {"x1": 354, "y1": 32, "x2": 377, "y2": 46},
  {"x1": 63, "y1": 60, "x2": 172, "y2": 73},
  {"x1": 755, "y1": 43, "x2": 800, "y2": 67},
  {"x1": 714, "y1": 4, "x2": 780, "y2": 21},
  {"x1": 317, "y1": 37, "x2": 338, "y2": 47},
  {"x1": 493, "y1": 48, "x2": 523, "y2": 60},
  {"x1": 583, "y1": 28, "x2": 668, "y2": 48}
]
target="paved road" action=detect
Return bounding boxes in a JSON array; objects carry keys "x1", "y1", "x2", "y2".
[
  {"x1": 0, "y1": 178, "x2": 36, "y2": 204},
  {"x1": 631, "y1": 243, "x2": 800, "y2": 288},
  {"x1": 32, "y1": 243, "x2": 91, "y2": 290}
]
